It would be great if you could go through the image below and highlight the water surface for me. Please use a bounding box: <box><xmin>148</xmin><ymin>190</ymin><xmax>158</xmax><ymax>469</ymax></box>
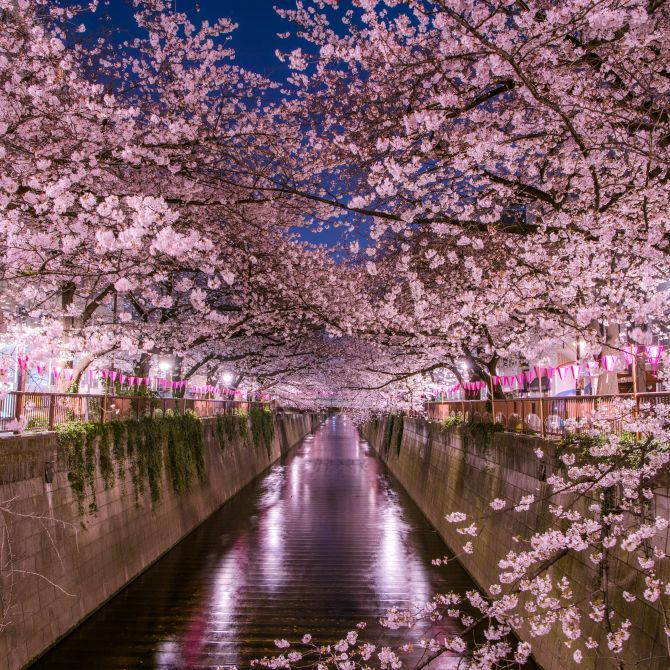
<box><xmin>34</xmin><ymin>415</ymin><xmax>481</xmax><ymax>669</ymax></box>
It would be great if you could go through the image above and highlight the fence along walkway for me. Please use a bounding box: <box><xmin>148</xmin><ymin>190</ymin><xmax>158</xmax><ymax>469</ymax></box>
<box><xmin>0</xmin><ymin>392</ymin><xmax>274</xmax><ymax>433</ymax></box>
<box><xmin>426</xmin><ymin>391</ymin><xmax>670</xmax><ymax>437</ymax></box>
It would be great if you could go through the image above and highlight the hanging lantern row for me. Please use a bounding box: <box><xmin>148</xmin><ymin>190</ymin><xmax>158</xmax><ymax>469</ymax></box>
<box><xmin>429</xmin><ymin>345</ymin><xmax>665</xmax><ymax>398</ymax></box>
<box><xmin>155</xmin><ymin>377</ymin><xmax>187</xmax><ymax>391</ymax></box>
<box><xmin>9</xmin><ymin>355</ymin><xmax>274</xmax><ymax>401</ymax></box>
<box><xmin>191</xmin><ymin>384</ymin><xmax>241</xmax><ymax>397</ymax></box>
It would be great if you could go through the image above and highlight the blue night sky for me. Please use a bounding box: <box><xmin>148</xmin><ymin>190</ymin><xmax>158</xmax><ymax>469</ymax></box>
<box><xmin>98</xmin><ymin>0</ymin><xmax>354</xmax><ymax>251</ymax></box>
<box><xmin>103</xmin><ymin>0</ymin><xmax>305</xmax><ymax>78</ymax></box>
<box><xmin>197</xmin><ymin>0</ymin><xmax>298</xmax><ymax>77</ymax></box>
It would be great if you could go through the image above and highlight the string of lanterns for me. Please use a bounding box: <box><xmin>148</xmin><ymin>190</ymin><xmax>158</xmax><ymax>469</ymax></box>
<box><xmin>11</xmin><ymin>355</ymin><xmax>272</xmax><ymax>400</ymax></box>
<box><xmin>431</xmin><ymin>345</ymin><xmax>664</xmax><ymax>398</ymax></box>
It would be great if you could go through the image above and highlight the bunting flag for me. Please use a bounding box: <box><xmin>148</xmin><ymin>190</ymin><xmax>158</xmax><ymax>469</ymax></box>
<box><xmin>646</xmin><ymin>345</ymin><xmax>663</xmax><ymax>368</ymax></box>
<box><xmin>63</xmin><ymin>368</ymin><xmax>74</xmax><ymax>383</ymax></box>
<box><xmin>17</xmin><ymin>355</ymin><xmax>29</xmax><ymax>372</ymax></box>
<box><xmin>36</xmin><ymin>361</ymin><xmax>47</xmax><ymax>376</ymax></box>
<box><xmin>569</xmin><ymin>363</ymin><xmax>581</xmax><ymax>380</ymax></box>
<box><xmin>602</xmin><ymin>355</ymin><xmax>617</xmax><ymax>372</ymax></box>
<box><xmin>53</xmin><ymin>366</ymin><xmax>62</xmax><ymax>384</ymax></box>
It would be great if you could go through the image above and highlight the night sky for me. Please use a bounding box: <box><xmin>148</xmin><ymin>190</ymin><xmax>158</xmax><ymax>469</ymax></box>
<box><xmin>102</xmin><ymin>0</ymin><xmax>306</xmax><ymax>81</ymax></box>
<box><xmin>96</xmin><ymin>0</ymin><xmax>352</xmax><ymax>250</ymax></box>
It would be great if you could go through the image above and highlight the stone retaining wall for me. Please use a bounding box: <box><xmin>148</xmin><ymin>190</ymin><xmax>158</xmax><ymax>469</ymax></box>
<box><xmin>0</xmin><ymin>411</ymin><xmax>322</xmax><ymax>669</ymax></box>
<box><xmin>362</xmin><ymin>417</ymin><xmax>670</xmax><ymax>670</ymax></box>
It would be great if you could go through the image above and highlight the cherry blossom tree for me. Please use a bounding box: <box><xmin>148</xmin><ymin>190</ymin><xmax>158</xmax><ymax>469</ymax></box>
<box><xmin>0</xmin><ymin>0</ymin><xmax>346</xmax><ymax>383</ymax></box>
<box><xmin>3</xmin><ymin>0</ymin><xmax>670</xmax><ymax>667</ymax></box>
<box><xmin>272</xmin><ymin>0</ymin><xmax>670</xmax><ymax>380</ymax></box>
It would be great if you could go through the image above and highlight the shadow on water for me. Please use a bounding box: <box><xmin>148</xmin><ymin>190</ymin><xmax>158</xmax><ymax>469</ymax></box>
<box><xmin>31</xmin><ymin>414</ymin><xmax>533</xmax><ymax>669</ymax></box>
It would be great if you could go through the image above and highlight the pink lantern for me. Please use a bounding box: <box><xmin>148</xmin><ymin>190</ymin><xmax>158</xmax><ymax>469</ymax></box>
<box><xmin>646</xmin><ymin>345</ymin><xmax>663</xmax><ymax>368</ymax></box>
<box><xmin>601</xmin><ymin>354</ymin><xmax>617</xmax><ymax>372</ymax></box>
<box><xmin>17</xmin><ymin>355</ymin><xmax>29</xmax><ymax>372</ymax></box>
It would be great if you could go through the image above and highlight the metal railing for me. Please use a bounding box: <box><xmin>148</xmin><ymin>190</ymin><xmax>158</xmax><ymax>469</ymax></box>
<box><xmin>1</xmin><ymin>392</ymin><xmax>273</xmax><ymax>433</ymax></box>
<box><xmin>425</xmin><ymin>392</ymin><xmax>670</xmax><ymax>438</ymax></box>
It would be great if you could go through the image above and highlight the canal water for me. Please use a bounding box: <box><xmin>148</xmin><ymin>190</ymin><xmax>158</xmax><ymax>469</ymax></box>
<box><xmin>33</xmin><ymin>415</ymin><xmax>481</xmax><ymax>669</ymax></box>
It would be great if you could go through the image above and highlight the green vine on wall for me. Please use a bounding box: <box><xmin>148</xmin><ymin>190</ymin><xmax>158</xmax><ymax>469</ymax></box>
<box><xmin>109</xmin><ymin>420</ymin><xmax>127</xmax><ymax>485</ymax></box>
<box><xmin>138</xmin><ymin>417</ymin><xmax>163</xmax><ymax>502</ymax></box>
<box><xmin>215</xmin><ymin>413</ymin><xmax>247</xmax><ymax>451</ymax></box>
<box><xmin>83</xmin><ymin>424</ymin><xmax>99</xmax><ymax>513</ymax></box>
<box><xmin>164</xmin><ymin>412</ymin><xmax>205</xmax><ymax>494</ymax></box>
<box><xmin>56</xmin><ymin>421</ymin><xmax>87</xmax><ymax>515</ymax></box>
<box><xmin>237</xmin><ymin>409</ymin><xmax>249</xmax><ymax>439</ymax></box>
<box><xmin>56</xmin><ymin>412</ymin><xmax>207</xmax><ymax>515</ymax></box>
<box><xmin>382</xmin><ymin>413</ymin><xmax>405</xmax><ymax>456</ymax></box>
<box><xmin>250</xmin><ymin>408</ymin><xmax>274</xmax><ymax>457</ymax></box>
<box><xmin>98</xmin><ymin>424</ymin><xmax>114</xmax><ymax>490</ymax></box>
<box><xmin>392</xmin><ymin>413</ymin><xmax>404</xmax><ymax>456</ymax></box>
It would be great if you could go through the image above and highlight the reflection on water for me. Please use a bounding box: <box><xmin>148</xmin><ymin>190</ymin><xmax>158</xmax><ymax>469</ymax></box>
<box><xmin>33</xmin><ymin>415</ymin><xmax>480</xmax><ymax>669</ymax></box>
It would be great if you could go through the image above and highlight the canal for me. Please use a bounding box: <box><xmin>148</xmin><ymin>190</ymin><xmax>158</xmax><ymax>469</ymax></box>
<box><xmin>33</xmin><ymin>415</ymin><xmax>481</xmax><ymax>669</ymax></box>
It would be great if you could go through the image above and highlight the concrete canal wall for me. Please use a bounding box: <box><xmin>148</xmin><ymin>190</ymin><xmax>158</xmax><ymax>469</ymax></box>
<box><xmin>363</xmin><ymin>417</ymin><xmax>670</xmax><ymax>670</ymax></box>
<box><xmin>0</xmin><ymin>411</ymin><xmax>323</xmax><ymax>669</ymax></box>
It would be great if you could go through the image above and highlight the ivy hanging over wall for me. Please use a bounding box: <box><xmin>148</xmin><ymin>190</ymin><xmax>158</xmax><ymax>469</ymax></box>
<box><xmin>382</xmin><ymin>413</ymin><xmax>405</xmax><ymax>457</ymax></box>
<box><xmin>392</xmin><ymin>413</ymin><xmax>404</xmax><ymax>456</ymax></box>
<box><xmin>56</xmin><ymin>412</ymin><xmax>207</xmax><ymax>515</ymax></box>
<box><xmin>110</xmin><ymin>420</ymin><xmax>126</xmax><ymax>484</ymax></box>
<box><xmin>165</xmin><ymin>412</ymin><xmax>205</xmax><ymax>494</ymax></box>
<box><xmin>215</xmin><ymin>413</ymin><xmax>248</xmax><ymax>451</ymax></box>
<box><xmin>56</xmin><ymin>421</ymin><xmax>88</xmax><ymax>515</ymax></box>
<box><xmin>250</xmin><ymin>408</ymin><xmax>274</xmax><ymax>458</ymax></box>
<box><xmin>237</xmin><ymin>409</ymin><xmax>249</xmax><ymax>439</ymax></box>
<box><xmin>98</xmin><ymin>425</ymin><xmax>114</xmax><ymax>490</ymax></box>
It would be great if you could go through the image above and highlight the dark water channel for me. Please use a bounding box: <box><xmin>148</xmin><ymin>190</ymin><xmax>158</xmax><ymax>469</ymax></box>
<box><xmin>33</xmin><ymin>415</ymin><xmax>492</xmax><ymax>669</ymax></box>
